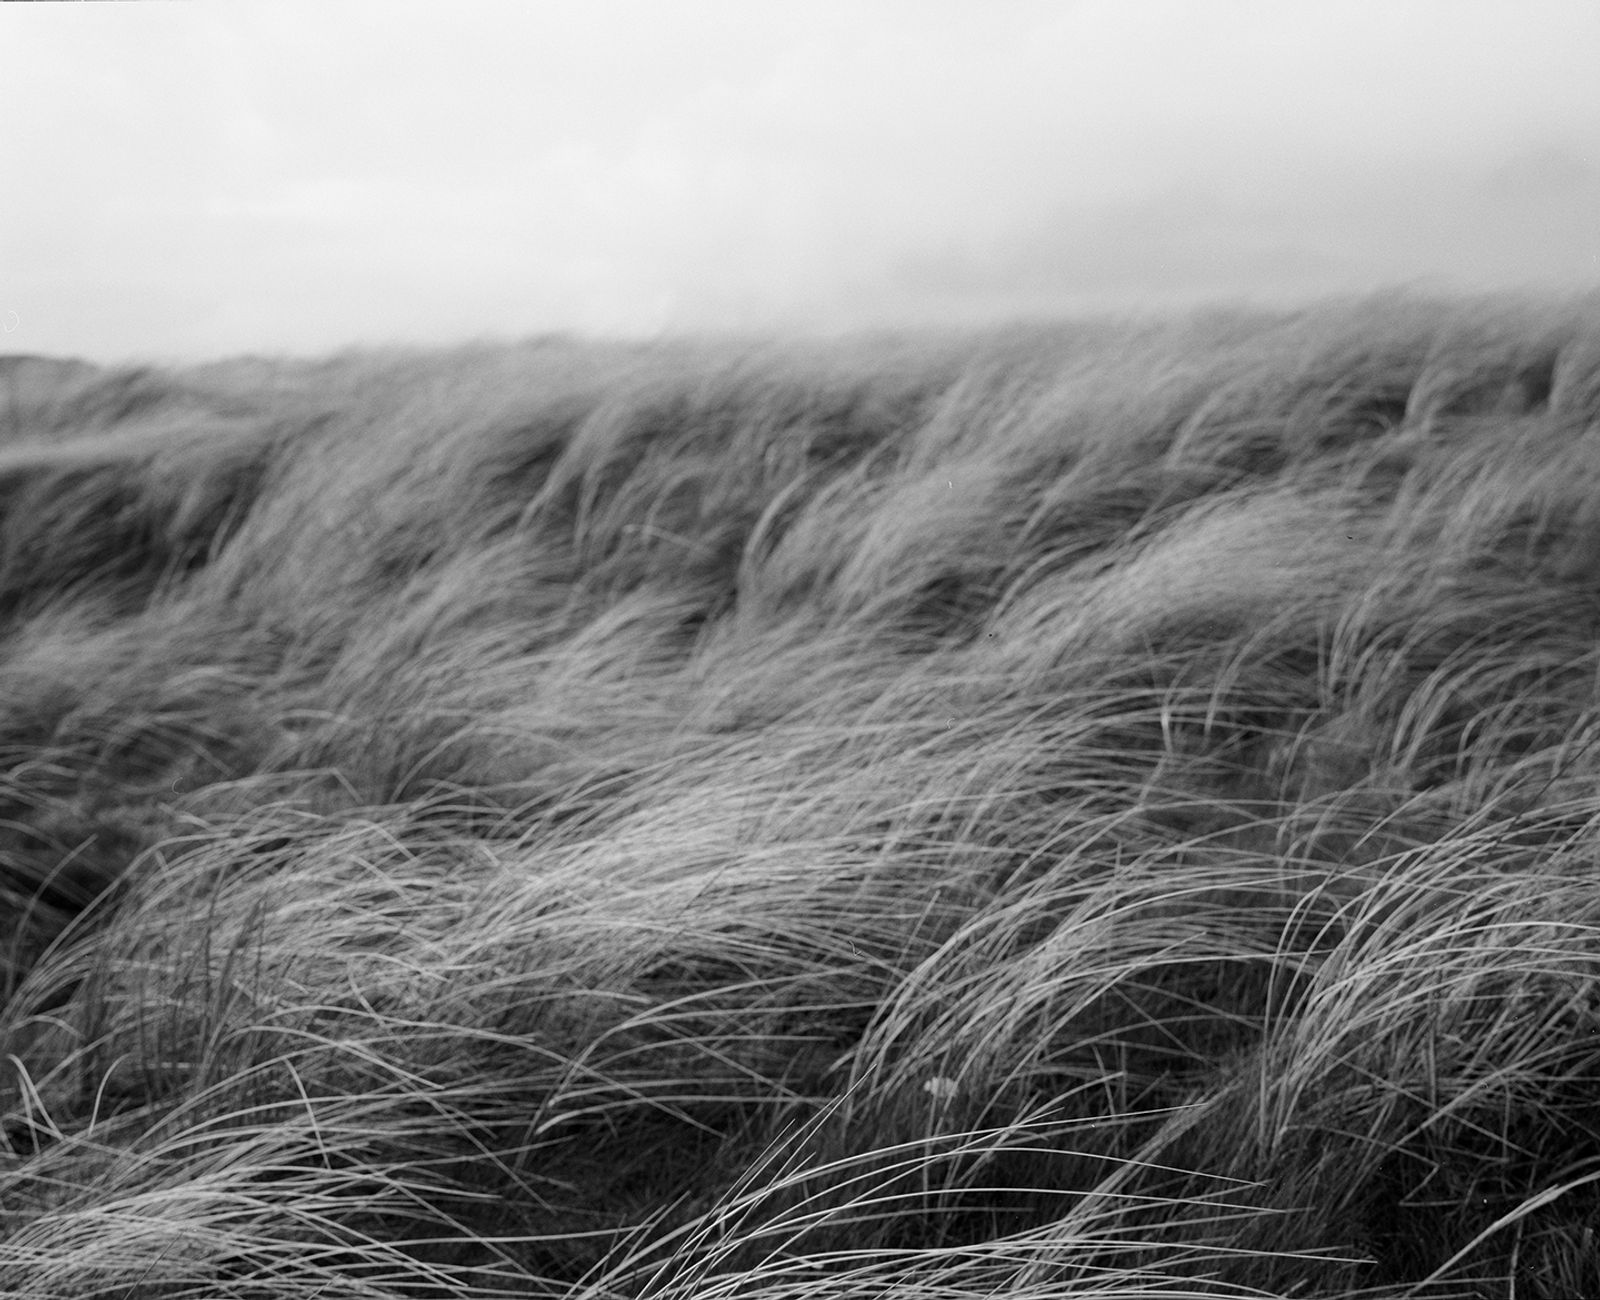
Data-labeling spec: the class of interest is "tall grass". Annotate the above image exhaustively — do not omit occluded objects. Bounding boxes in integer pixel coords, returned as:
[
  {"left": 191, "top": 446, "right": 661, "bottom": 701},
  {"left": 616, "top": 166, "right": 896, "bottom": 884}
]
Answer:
[{"left": 3, "top": 291, "right": 1600, "bottom": 1296}]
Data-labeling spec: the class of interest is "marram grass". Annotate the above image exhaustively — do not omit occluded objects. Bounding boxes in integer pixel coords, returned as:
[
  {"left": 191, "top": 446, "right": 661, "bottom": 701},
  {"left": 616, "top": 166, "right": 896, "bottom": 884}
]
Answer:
[{"left": 4, "top": 292, "right": 1600, "bottom": 1296}]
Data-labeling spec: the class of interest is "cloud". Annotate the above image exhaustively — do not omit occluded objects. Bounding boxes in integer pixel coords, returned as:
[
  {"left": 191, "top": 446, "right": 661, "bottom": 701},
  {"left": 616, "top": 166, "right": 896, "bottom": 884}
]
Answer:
[{"left": 5, "top": 0, "right": 1600, "bottom": 359}]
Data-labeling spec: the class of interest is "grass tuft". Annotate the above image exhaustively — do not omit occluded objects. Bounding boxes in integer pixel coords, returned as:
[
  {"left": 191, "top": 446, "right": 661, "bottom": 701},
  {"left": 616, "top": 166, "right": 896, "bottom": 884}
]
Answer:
[{"left": 4, "top": 292, "right": 1600, "bottom": 1296}]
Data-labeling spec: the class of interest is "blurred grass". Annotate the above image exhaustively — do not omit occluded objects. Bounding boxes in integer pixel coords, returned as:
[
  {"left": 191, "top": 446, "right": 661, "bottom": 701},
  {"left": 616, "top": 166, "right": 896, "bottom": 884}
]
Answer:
[{"left": 3, "top": 291, "right": 1600, "bottom": 1296}]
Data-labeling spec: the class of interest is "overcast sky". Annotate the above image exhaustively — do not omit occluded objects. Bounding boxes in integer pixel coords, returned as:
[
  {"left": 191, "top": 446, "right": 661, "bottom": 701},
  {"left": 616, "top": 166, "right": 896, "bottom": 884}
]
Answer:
[{"left": 4, "top": 1, "right": 1599, "bottom": 362}]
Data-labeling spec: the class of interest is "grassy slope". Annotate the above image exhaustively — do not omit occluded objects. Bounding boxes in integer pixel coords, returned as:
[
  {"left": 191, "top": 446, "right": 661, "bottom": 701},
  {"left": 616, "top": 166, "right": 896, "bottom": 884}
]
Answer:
[{"left": 3, "top": 293, "right": 1600, "bottom": 1296}]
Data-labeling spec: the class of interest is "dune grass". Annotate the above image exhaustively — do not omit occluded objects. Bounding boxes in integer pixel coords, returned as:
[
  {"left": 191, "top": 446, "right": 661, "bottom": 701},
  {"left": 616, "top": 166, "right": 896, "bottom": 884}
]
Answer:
[{"left": 4, "top": 291, "right": 1600, "bottom": 1296}]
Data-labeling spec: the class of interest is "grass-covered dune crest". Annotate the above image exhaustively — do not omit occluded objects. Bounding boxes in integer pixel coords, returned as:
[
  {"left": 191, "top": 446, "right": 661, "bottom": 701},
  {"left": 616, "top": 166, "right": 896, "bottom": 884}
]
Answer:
[{"left": 5, "top": 292, "right": 1600, "bottom": 1296}]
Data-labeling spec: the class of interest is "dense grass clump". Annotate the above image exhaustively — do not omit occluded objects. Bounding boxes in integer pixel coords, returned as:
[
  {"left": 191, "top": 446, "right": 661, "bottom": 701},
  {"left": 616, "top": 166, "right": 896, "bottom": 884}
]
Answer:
[{"left": 4, "top": 292, "right": 1600, "bottom": 1297}]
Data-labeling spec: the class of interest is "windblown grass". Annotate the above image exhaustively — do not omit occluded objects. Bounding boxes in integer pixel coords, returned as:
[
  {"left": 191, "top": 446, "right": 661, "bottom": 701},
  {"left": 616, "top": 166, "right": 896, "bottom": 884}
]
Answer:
[{"left": 4, "top": 291, "right": 1600, "bottom": 1296}]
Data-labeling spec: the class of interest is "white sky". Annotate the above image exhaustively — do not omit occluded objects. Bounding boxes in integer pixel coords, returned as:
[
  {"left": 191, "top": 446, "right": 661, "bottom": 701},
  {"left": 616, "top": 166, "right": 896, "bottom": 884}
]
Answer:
[{"left": 3, "top": 0, "right": 1599, "bottom": 362}]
